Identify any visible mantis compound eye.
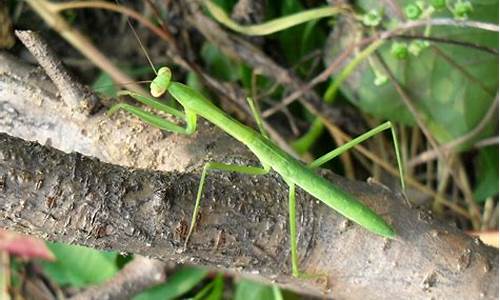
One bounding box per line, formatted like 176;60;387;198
150;67;172;97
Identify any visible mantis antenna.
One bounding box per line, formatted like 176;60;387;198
116;0;157;75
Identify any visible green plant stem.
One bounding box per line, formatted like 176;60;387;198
204;1;345;36
292;39;384;153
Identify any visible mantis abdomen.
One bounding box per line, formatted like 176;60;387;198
248;137;396;239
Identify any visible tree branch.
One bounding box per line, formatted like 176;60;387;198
0;52;497;299
0;132;497;299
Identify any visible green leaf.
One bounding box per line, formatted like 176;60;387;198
92;72;118;97
133;267;208;300
40;242;118;287
327;0;498;148
202;274;224;300
474;146;499;202
234;279;277;300
277;0;326;69
201;42;241;81
239;64;253;90
9;258;23;290
211;0;238;12
186;71;205;92
116;253;134;269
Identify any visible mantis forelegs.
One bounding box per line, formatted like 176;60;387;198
184;161;271;249
109;90;197;135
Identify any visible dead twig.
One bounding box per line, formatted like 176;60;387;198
25;0;145;95
15;30;99;114
409;93;499;167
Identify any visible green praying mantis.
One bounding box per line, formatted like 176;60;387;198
108;66;405;277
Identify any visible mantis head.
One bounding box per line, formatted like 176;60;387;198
150;67;172;98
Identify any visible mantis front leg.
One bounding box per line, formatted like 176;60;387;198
109;90;197;135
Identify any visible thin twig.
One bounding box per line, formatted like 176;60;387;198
262;40;358;118
394;18;499;32
474;137;499;149
187;2;345;133
376;53;482;226
25;0;145;95
69;256;167;300
50;0;176;46
409;93;499;167
393;34;498;55
15;30;99;114
263;18;498;118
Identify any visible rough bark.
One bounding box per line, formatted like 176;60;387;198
0;52;498;299
0;51;248;173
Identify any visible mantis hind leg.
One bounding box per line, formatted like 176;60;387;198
184;161;271;250
308;121;405;190
109;90;197;135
